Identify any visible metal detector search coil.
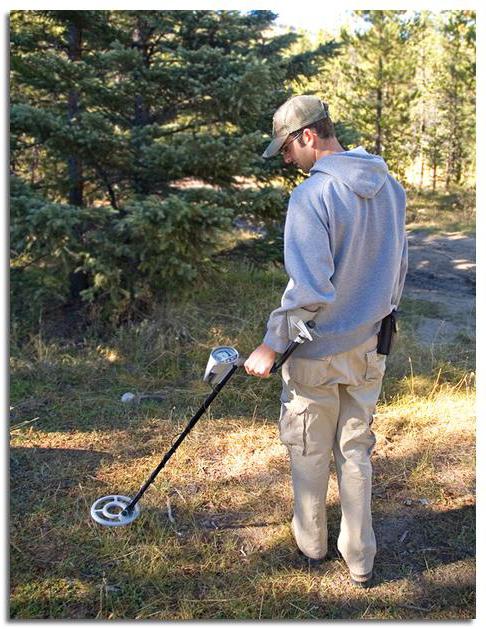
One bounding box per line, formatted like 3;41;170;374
90;495;141;527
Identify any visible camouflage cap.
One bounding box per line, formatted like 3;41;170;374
262;95;328;159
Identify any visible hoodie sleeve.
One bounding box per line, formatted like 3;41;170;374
263;186;336;352
392;233;408;308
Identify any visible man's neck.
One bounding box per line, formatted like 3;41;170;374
315;137;345;160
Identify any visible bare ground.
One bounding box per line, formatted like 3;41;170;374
404;229;475;344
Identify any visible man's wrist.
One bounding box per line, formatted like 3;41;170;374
262;331;287;354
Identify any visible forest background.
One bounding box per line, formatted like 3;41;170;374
10;9;475;329
9;10;477;621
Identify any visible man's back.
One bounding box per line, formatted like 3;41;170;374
273;146;408;359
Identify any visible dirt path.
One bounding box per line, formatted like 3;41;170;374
404;229;475;344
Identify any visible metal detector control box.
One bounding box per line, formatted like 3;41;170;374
203;346;240;386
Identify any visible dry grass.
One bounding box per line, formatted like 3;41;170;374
10;381;475;619
10;317;475;619
10;194;476;619
406;188;475;235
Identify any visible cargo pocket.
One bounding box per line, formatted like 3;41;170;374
288;356;331;387
278;396;308;455
365;349;386;382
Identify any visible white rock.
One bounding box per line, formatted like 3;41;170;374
121;392;136;403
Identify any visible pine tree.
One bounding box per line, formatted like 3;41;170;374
329;11;417;178
406;10;475;190
438;10;475;189
406;11;445;190
10;10;336;323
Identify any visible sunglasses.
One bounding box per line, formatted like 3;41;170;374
279;131;304;156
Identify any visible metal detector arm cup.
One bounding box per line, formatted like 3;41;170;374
290;318;314;343
270;319;316;374
287;307;319;341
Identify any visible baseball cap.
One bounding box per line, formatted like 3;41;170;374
262;95;328;159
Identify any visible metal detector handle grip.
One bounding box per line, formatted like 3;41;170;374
270;320;316;373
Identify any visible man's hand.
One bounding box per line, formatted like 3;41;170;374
244;343;276;378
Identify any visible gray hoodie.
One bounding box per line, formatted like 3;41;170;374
263;146;408;359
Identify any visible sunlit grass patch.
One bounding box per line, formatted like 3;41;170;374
10;200;475;619
10;376;475;619
367;403;474;599
406;188;475;235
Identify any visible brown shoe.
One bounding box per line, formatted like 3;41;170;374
297;548;326;569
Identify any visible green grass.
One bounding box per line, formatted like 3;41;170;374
10;192;475;619
406;187;475;235
399;297;443;319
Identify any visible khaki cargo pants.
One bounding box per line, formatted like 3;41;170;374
279;334;386;575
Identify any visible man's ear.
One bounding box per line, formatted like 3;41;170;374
303;128;316;147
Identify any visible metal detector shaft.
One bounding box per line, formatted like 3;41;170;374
122;320;315;517
270;341;301;373
123;363;239;515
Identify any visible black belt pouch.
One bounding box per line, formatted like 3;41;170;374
377;310;398;355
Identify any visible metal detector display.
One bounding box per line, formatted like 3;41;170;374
203;346;239;385
213;347;238;363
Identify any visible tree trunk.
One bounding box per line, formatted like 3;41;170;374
131;18;152;195
445;154;451;191
420;114;426;190
374;56;383;155
455;159;462;186
30;145;39;185
66;20;89;299
67;21;83;206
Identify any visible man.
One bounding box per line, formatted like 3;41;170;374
244;95;408;588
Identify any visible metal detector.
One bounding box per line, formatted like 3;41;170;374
90;318;315;527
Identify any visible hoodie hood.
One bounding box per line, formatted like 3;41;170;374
310;146;389;199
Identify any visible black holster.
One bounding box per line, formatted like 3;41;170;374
377;310;398;355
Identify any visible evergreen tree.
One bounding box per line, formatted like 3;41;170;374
406;11;445;190
406;10;475;190
10;10;337;323
293;10;476;190
329;11;417;178
438;10;475;189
